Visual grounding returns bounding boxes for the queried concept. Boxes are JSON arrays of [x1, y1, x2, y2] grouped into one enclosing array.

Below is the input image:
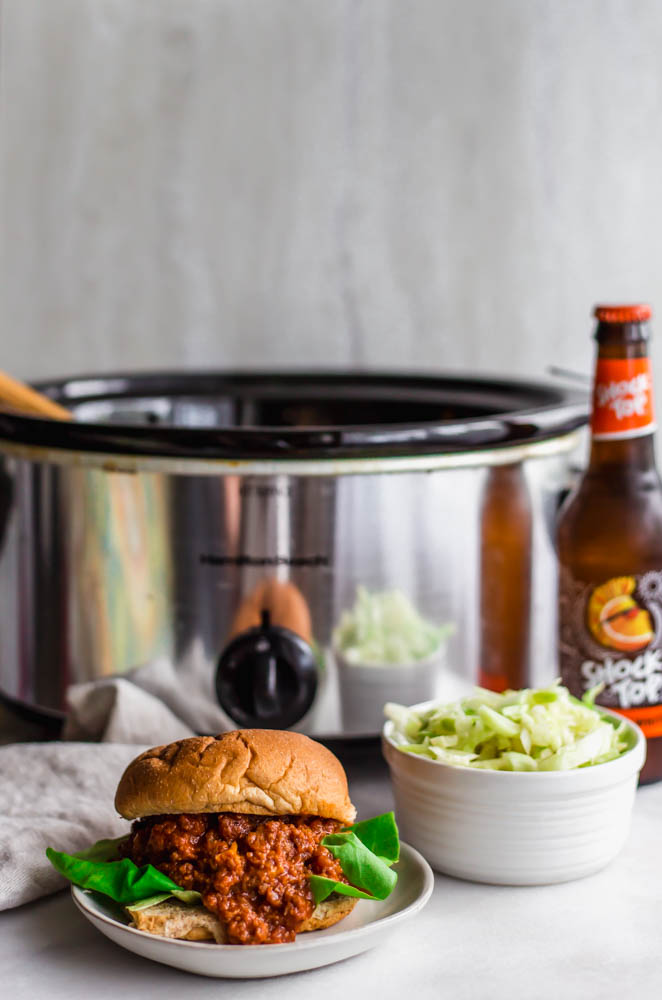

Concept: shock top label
[[591, 357, 656, 440], [559, 569, 662, 738]]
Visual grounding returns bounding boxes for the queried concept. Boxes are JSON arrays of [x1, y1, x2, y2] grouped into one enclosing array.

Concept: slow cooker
[[0, 372, 587, 737]]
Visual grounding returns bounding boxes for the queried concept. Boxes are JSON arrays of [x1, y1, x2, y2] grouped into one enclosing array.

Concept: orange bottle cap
[[593, 303, 652, 323]]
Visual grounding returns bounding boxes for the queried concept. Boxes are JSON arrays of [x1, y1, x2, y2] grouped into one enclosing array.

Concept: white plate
[[71, 841, 433, 979]]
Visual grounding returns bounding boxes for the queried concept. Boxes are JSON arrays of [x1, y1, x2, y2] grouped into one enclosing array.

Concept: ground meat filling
[[122, 813, 346, 944]]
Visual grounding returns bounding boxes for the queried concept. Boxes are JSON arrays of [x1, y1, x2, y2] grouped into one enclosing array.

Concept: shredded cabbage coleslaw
[[385, 682, 633, 771], [333, 586, 453, 666]]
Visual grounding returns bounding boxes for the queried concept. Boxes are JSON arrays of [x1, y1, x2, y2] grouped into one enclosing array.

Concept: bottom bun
[[126, 895, 358, 944]]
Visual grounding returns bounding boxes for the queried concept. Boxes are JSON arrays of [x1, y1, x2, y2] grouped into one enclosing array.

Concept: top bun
[[115, 729, 356, 825]]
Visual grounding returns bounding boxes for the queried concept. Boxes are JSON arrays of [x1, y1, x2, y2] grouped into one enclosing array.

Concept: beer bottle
[[558, 303, 662, 783], [479, 463, 532, 691]]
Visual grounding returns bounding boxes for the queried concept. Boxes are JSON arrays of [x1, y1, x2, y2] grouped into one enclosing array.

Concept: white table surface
[[1, 743, 661, 1000]]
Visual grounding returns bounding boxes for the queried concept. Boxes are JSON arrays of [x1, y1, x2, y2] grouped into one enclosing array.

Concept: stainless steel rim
[[0, 429, 583, 476]]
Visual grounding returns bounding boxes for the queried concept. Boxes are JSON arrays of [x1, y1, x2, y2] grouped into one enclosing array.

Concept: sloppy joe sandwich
[[47, 729, 400, 946]]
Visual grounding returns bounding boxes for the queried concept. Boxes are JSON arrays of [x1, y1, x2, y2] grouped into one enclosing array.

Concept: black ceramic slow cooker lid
[[0, 371, 588, 459]]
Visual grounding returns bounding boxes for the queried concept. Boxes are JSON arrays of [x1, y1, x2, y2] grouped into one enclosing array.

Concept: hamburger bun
[[117, 730, 358, 942], [127, 894, 357, 942], [115, 729, 356, 825]]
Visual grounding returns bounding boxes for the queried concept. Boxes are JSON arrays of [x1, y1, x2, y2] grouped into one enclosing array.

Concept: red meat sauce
[[121, 812, 347, 944]]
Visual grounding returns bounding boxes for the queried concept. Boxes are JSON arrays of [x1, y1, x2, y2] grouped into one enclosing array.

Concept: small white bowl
[[335, 645, 447, 734], [382, 706, 646, 885]]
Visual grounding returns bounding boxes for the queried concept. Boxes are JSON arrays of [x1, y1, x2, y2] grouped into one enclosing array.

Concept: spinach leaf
[[125, 889, 202, 911], [313, 812, 400, 904], [309, 875, 382, 905], [71, 836, 128, 862], [347, 812, 400, 866], [48, 812, 401, 913], [46, 848, 186, 905]]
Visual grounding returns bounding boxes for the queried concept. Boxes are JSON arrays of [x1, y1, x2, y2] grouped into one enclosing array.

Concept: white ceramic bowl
[[382, 706, 646, 885], [335, 645, 447, 734]]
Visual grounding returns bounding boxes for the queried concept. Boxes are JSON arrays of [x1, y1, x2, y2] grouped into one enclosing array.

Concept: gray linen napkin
[[0, 742, 141, 911], [64, 656, 224, 743], [1, 659, 225, 911], [63, 676, 196, 744]]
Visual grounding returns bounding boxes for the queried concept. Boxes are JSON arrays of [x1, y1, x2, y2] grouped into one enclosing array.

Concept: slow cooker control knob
[[215, 615, 318, 729]]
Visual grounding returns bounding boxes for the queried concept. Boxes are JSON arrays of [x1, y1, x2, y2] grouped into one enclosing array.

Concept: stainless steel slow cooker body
[[0, 372, 587, 736]]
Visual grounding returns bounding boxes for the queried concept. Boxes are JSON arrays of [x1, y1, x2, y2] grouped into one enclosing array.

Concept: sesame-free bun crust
[[126, 894, 357, 943], [115, 729, 356, 825]]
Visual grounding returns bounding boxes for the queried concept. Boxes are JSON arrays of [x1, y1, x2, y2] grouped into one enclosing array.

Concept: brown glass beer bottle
[[558, 304, 662, 783], [479, 463, 532, 692]]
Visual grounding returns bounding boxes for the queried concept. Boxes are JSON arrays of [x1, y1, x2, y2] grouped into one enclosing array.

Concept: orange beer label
[[560, 569, 662, 729], [591, 357, 656, 439], [616, 705, 662, 740]]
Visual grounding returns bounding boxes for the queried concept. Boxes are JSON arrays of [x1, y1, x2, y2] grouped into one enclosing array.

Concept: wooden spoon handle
[[0, 371, 72, 421]]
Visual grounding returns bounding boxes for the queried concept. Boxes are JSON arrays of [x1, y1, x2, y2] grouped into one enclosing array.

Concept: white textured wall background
[[2, 0, 662, 383]]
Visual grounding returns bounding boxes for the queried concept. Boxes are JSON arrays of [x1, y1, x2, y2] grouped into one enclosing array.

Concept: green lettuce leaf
[[347, 812, 400, 866], [70, 836, 128, 862], [48, 812, 401, 913], [46, 847, 192, 905], [312, 811, 400, 905], [123, 892, 173, 911], [309, 876, 382, 905], [125, 889, 202, 911]]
